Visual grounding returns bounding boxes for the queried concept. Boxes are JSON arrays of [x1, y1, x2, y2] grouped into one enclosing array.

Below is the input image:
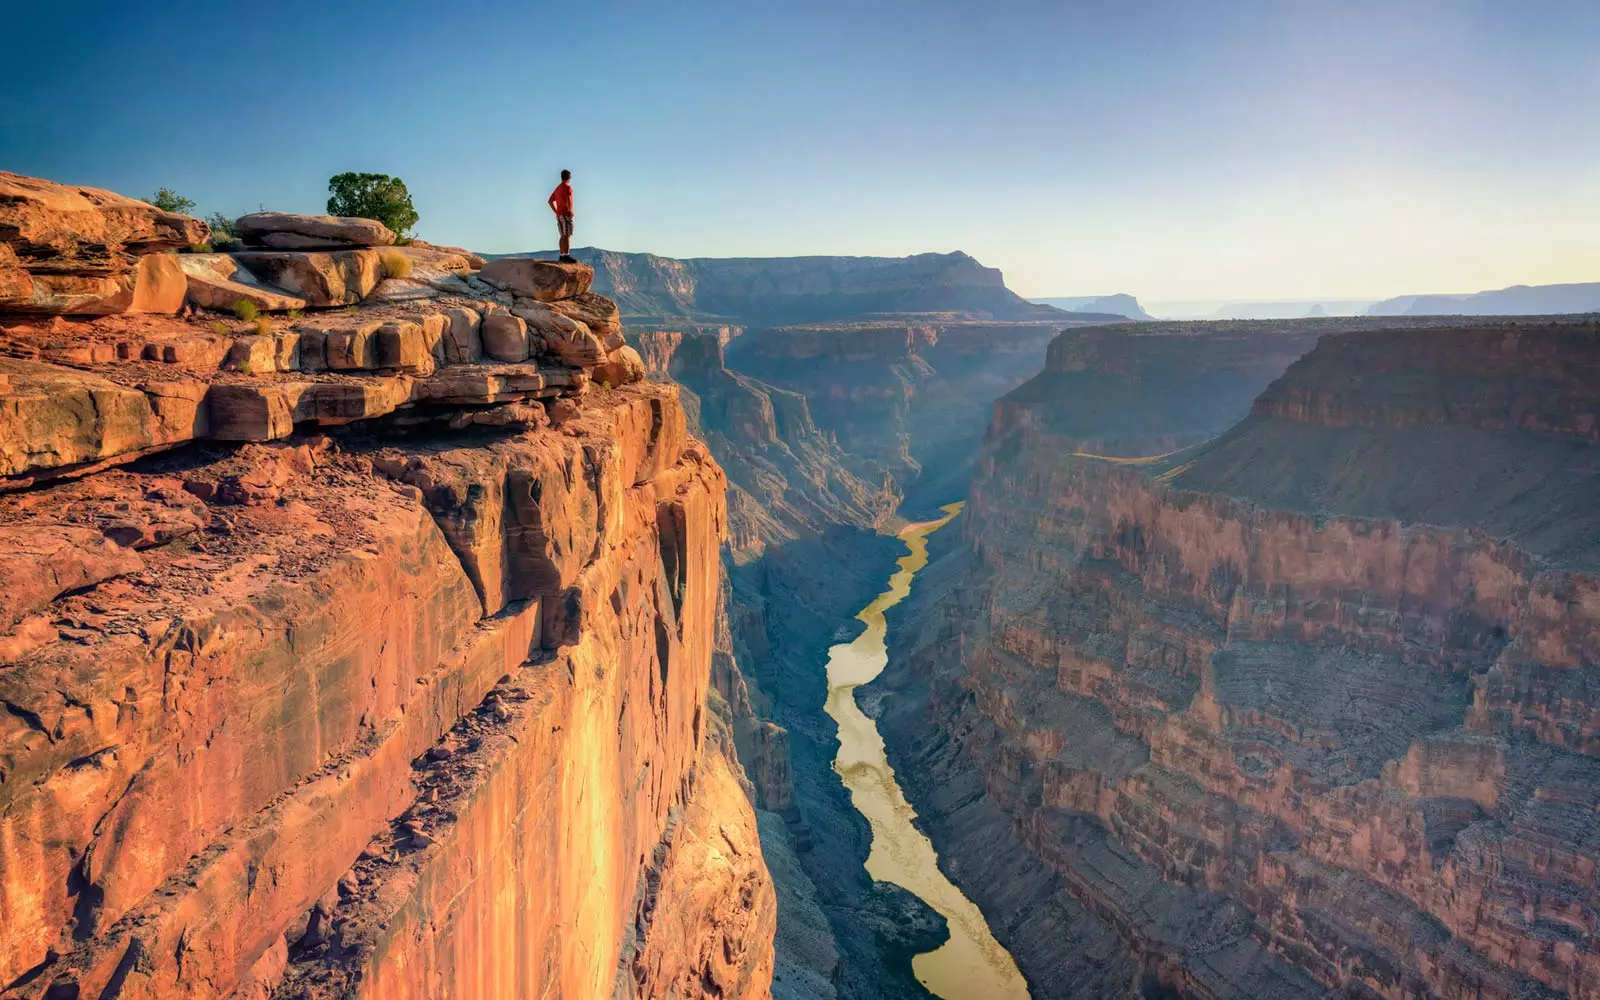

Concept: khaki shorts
[[557, 214, 574, 238]]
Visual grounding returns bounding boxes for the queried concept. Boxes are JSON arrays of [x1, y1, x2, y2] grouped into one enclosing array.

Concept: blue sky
[[3, 0, 1595, 299]]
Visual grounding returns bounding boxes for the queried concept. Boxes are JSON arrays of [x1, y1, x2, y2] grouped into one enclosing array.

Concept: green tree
[[148, 187, 195, 215], [326, 172, 418, 237]]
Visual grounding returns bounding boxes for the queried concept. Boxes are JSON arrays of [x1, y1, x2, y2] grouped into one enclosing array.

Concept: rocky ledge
[[0, 173, 773, 1000]]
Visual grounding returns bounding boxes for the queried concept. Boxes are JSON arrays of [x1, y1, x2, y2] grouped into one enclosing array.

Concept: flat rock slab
[[1, 254, 188, 316], [177, 253, 308, 312], [0, 358, 205, 480], [232, 249, 381, 307], [236, 211, 396, 248], [478, 258, 592, 302]]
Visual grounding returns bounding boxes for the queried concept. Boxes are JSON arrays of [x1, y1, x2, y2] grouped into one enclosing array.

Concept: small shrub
[[210, 320, 229, 336], [380, 250, 412, 279], [253, 314, 272, 336], [342, 304, 359, 314], [204, 212, 237, 242], [188, 242, 213, 253], [286, 308, 303, 321], [598, 379, 611, 390], [233, 299, 260, 321], [149, 187, 196, 215]]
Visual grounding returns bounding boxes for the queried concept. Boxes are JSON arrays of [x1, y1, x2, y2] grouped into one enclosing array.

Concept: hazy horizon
[[3, 0, 1595, 301]]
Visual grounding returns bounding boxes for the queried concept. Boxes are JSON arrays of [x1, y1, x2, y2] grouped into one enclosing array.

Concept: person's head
[[561, 169, 571, 182]]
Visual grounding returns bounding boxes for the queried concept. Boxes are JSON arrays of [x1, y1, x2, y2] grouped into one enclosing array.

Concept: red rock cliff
[[878, 319, 1600, 999], [0, 174, 774, 1000]]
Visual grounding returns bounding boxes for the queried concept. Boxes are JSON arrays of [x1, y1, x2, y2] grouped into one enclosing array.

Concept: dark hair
[[561, 169, 571, 181]]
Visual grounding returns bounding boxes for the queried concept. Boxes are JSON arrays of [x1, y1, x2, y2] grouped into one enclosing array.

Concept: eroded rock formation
[[0, 173, 774, 1000], [731, 320, 1088, 511], [878, 318, 1600, 998]]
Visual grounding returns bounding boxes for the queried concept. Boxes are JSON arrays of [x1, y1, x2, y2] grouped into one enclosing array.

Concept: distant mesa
[[1367, 280, 1600, 316], [1032, 293, 1153, 321]]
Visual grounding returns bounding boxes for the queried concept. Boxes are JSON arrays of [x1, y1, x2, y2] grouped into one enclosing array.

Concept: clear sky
[[3, 0, 1595, 300]]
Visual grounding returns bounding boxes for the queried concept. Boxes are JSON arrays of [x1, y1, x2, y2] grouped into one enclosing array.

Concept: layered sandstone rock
[[731, 319, 1073, 510], [235, 212, 397, 250], [0, 172, 206, 317], [0, 174, 773, 1000], [877, 319, 1600, 999]]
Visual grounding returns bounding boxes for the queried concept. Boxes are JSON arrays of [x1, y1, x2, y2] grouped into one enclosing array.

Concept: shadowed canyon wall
[[877, 318, 1600, 999]]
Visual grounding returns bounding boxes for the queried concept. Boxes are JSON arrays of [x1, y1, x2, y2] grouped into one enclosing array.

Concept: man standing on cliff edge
[[548, 169, 576, 263]]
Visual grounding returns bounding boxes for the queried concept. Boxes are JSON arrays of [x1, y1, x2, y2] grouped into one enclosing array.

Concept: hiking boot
[[559, 255, 578, 264]]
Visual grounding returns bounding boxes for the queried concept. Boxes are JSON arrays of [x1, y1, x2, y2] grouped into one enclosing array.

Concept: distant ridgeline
[[1367, 280, 1600, 316], [488, 248, 1111, 327]]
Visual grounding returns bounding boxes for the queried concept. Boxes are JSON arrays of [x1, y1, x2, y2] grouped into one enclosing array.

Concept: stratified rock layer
[[0, 173, 773, 1000], [879, 320, 1600, 999]]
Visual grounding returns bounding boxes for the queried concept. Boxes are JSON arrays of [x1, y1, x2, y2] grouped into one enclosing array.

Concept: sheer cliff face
[[577, 248, 1066, 325], [0, 174, 774, 1000], [639, 330, 896, 562], [879, 320, 1600, 999], [731, 321, 1070, 511]]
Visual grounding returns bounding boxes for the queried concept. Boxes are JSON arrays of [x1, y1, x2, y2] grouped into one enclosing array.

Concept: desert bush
[[380, 250, 413, 279], [234, 299, 260, 321], [210, 320, 229, 336], [205, 212, 238, 243], [253, 314, 272, 336], [149, 187, 195, 215], [188, 242, 213, 253]]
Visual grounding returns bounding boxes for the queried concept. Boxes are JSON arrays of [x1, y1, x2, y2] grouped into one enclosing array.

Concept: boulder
[[0, 170, 208, 273], [441, 306, 482, 364], [0, 253, 187, 315], [594, 345, 647, 387], [478, 257, 592, 302], [392, 244, 477, 274], [373, 321, 436, 373], [177, 254, 308, 312], [0, 359, 205, 481], [481, 313, 530, 362], [407, 240, 486, 270], [235, 212, 396, 248], [547, 291, 623, 348], [232, 249, 381, 307], [513, 301, 603, 367]]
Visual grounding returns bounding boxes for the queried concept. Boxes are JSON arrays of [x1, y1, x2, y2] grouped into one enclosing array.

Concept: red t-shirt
[[549, 182, 573, 216]]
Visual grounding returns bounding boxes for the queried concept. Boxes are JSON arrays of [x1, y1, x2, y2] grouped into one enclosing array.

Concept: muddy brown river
[[824, 502, 1031, 999]]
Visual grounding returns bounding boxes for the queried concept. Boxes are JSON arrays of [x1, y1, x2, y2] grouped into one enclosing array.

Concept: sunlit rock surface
[[0, 171, 774, 1000]]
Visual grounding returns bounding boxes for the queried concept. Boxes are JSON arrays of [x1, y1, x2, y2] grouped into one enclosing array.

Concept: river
[[823, 502, 1032, 1000]]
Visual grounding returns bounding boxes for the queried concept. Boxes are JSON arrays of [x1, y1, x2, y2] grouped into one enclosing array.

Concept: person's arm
[[548, 187, 559, 214]]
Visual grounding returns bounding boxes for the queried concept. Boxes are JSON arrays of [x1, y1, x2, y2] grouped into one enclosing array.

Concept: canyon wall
[[570, 248, 1074, 326], [878, 318, 1600, 998], [0, 174, 774, 1000], [730, 320, 1073, 512]]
